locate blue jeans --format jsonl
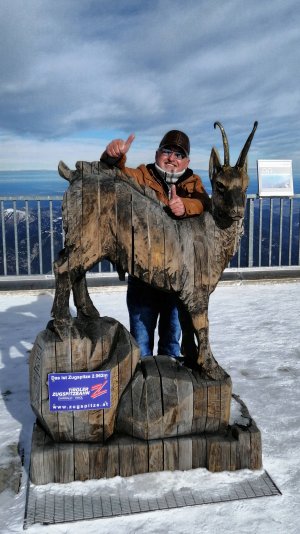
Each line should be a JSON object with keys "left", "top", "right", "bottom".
{"left": 127, "top": 276, "right": 181, "bottom": 358}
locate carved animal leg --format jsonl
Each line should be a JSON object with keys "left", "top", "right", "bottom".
{"left": 178, "top": 303, "right": 198, "bottom": 366}
{"left": 51, "top": 255, "right": 72, "bottom": 322}
{"left": 192, "top": 312, "right": 224, "bottom": 380}
{"left": 72, "top": 273, "right": 100, "bottom": 320}
{"left": 49, "top": 270, "right": 73, "bottom": 338}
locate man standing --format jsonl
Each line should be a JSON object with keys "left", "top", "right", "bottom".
{"left": 101, "top": 130, "right": 210, "bottom": 359}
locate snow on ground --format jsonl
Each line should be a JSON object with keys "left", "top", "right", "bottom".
{"left": 0, "top": 280, "right": 300, "bottom": 533}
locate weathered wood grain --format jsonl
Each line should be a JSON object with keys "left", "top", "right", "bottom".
{"left": 148, "top": 204, "right": 166, "bottom": 288}
{"left": 30, "top": 411, "right": 262, "bottom": 484}
{"left": 115, "top": 182, "right": 133, "bottom": 274}
{"left": 178, "top": 437, "right": 193, "bottom": 471}
{"left": 132, "top": 439, "right": 149, "bottom": 475}
{"left": 192, "top": 435, "right": 207, "bottom": 469}
{"left": 132, "top": 193, "right": 150, "bottom": 282}
{"left": 155, "top": 356, "right": 179, "bottom": 437}
{"left": 89, "top": 443, "right": 108, "bottom": 480}
{"left": 175, "top": 364, "right": 194, "bottom": 435}
{"left": 148, "top": 439, "right": 164, "bottom": 473}
{"left": 190, "top": 372, "right": 208, "bottom": 434}
{"left": 30, "top": 317, "right": 140, "bottom": 444}
{"left": 74, "top": 443, "right": 90, "bottom": 481}
{"left": 143, "top": 357, "right": 164, "bottom": 439}
{"left": 116, "top": 356, "right": 231, "bottom": 440}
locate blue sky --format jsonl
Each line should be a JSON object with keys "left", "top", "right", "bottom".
{"left": 1, "top": 0, "right": 300, "bottom": 171}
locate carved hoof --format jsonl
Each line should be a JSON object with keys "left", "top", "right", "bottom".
{"left": 47, "top": 318, "right": 73, "bottom": 340}
{"left": 77, "top": 308, "right": 100, "bottom": 322}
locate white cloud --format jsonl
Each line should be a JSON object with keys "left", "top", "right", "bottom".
{"left": 1, "top": 0, "right": 300, "bottom": 169}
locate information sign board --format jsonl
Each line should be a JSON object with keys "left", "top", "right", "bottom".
{"left": 257, "top": 159, "right": 294, "bottom": 197}
{"left": 48, "top": 370, "right": 111, "bottom": 412}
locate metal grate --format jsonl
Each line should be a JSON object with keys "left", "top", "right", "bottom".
{"left": 24, "top": 470, "right": 281, "bottom": 528}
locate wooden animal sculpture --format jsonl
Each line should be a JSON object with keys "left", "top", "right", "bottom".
{"left": 51, "top": 122, "right": 258, "bottom": 380}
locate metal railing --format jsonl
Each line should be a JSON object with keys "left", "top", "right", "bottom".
{"left": 1, "top": 194, "right": 300, "bottom": 277}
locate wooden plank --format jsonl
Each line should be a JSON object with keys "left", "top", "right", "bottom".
{"left": 230, "top": 436, "right": 238, "bottom": 471}
{"left": 132, "top": 439, "right": 149, "bottom": 475}
{"left": 163, "top": 438, "right": 179, "bottom": 471}
{"left": 191, "top": 435, "right": 207, "bottom": 469}
{"left": 103, "top": 365, "right": 118, "bottom": 442}
{"left": 106, "top": 438, "right": 120, "bottom": 478}
{"left": 148, "top": 205, "right": 166, "bottom": 288}
{"left": 177, "top": 218, "right": 194, "bottom": 291}
{"left": 129, "top": 364, "right": 146, "bottom": 439}
{"left": 56, "top": 443, "right": 75, "bottom": 483}
{"left": 70, "top": 333, "right": 96, "bottom": 442}
{"left": 163, "top": 214, "right": 182, "bottom": 292}
{"left": 155, "top": 356, "right": 179, "bottom": 437}
{"left": 99, "top": 317, "right": 119, "bottom": 367}
{"left": 207, "top": 436, "right": 221, "bottom": 473}
{"left": 30, "top": 423, "right": 47, "bottom": 485}
{"left": 232, "top": 426, "right": 251, "bottom": 469}
{"left": 132, "top": 194, "right": 150, "bottom": 282}
{"left": 31, "top": 330, "right": 59, "bottom": 440}
{"left": 81, "top": 173, "right": 100, "bottom": 268}
{"left": 99, "top": 177, "right": 117, "bottom": 260}
{"left": 116, "top": 325, "right": 133, "bottom": 398}
{"left": 175, "top": 364, "right": 194, "bottom": 435}
{"left": 191, "top": 371, "right": 208, "bottom": 434}
{"left": 205, "top": 381, "right": 221, "bottom": 433}
{"left": 148, "top": 439, "right": 163, "bottom": 472}
{"left": 115, "top": 182, "right": 133, "bottom": 274}
{"left": 64, "top": 172, "right": 83, "bottom": 271}
{"left": 219, "top": 376, "right": 232, "bottom": 430}
{"left": 89, "top": 443, "right": 108, "bottom": 480}
{"left": 43, "top": 430, "right": 55, "bottom": 484}
{"left": 74, "top": 443, "right": 90, "bottom": 481}
{"left": 70, "top": 335, "right": 90, "bottom": 372}
{"left": 178, "top": 437, "right": 193, "bottom": 471}
{"left": 119, "top": 437, "right": 134, "bottom": 477}
{"left": 144, "top": 357, "right": 164, "bottom": 439}
{"left": 55, "top": 335, "right": 74, "bottom": 441}
{"left": 249, "top": 423, "right": 262, "bottom": 470}
{"left": 85, "top": 409, "right": 104, "bottom": 442}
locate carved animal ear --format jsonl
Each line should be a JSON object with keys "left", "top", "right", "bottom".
{"left": 58, "top": 161, "right": 72, "bottom": 182}
{"left": 209, "top": 147, "right": 222, "bottom": 181}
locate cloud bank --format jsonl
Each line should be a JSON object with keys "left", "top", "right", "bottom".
{"left": 1, "top": 0, "right": 300, "bottom": 169}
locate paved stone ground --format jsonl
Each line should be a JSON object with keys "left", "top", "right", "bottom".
{"left": 24, "top": 470, "right": 281, "bottom": 528}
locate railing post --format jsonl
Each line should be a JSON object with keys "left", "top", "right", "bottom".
{"left": 248, "top": 198, "right": 254, "bottom": 267}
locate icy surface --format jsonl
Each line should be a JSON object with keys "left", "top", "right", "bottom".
{"left": 0, "top": 280, "right": 300, "bottom": 533}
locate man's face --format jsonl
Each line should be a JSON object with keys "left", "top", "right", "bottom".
{"left": 155, "top": 145, "right": 190, "bottom": 173}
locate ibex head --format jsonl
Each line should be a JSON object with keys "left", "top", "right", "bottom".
{"left": 209, "top": 121, "right": 258, "bottom": 227}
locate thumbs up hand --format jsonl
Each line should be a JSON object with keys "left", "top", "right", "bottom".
{"left": 168, "top": 185, "right": 185, "bottom": 217}
{"left": 106, "top": 133, "right": 135, "bottom": 158}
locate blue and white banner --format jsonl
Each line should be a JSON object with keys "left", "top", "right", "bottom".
{"left": 48, "top": 371, "right": 111, "bottom": 412}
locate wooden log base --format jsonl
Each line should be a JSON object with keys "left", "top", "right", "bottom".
{"left": 117, "top": 355, "right": 232, "bottom": 440}
{"left": 30, "top": 401, "right": 262, "bottom": 485}
{"left": 29, "top": 317, "right": 140, "bottom": 443}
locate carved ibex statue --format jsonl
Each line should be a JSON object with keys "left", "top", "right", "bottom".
{"left": 51, "top": 122, "right": 257, "bottom": 380}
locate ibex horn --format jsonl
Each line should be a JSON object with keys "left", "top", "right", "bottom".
{"left": 235, "top": 121, "right": 258, "bottom": 168}
{"left": 214, "top": 122, "right": 230, "bottom": 166}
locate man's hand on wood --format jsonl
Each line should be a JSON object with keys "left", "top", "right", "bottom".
{"left": 169, "top": 185, "right": 185, "bottom": 217}
{"left": 106, "top": 134, "right": 135, "bottom": 158}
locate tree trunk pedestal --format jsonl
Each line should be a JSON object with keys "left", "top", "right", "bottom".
{"left": 30, "top": 414, "right": 261, "bottom": 484}
{"left": 29, "top": 321, "right": 262, "bottom": 484}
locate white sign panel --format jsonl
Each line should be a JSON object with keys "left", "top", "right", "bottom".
{"left": 257, "top": 160, "right": 294, "bottom": 197}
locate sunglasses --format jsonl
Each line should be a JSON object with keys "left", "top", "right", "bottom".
{"left": 159, "top": 148, "right": 186, "bottom": 160}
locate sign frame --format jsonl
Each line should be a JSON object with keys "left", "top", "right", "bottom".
{"left": 48, "top": 370, "right": 111, "bottom": 412}
{"left": 257, "top": 159, "right": 294, "bottom": 197}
